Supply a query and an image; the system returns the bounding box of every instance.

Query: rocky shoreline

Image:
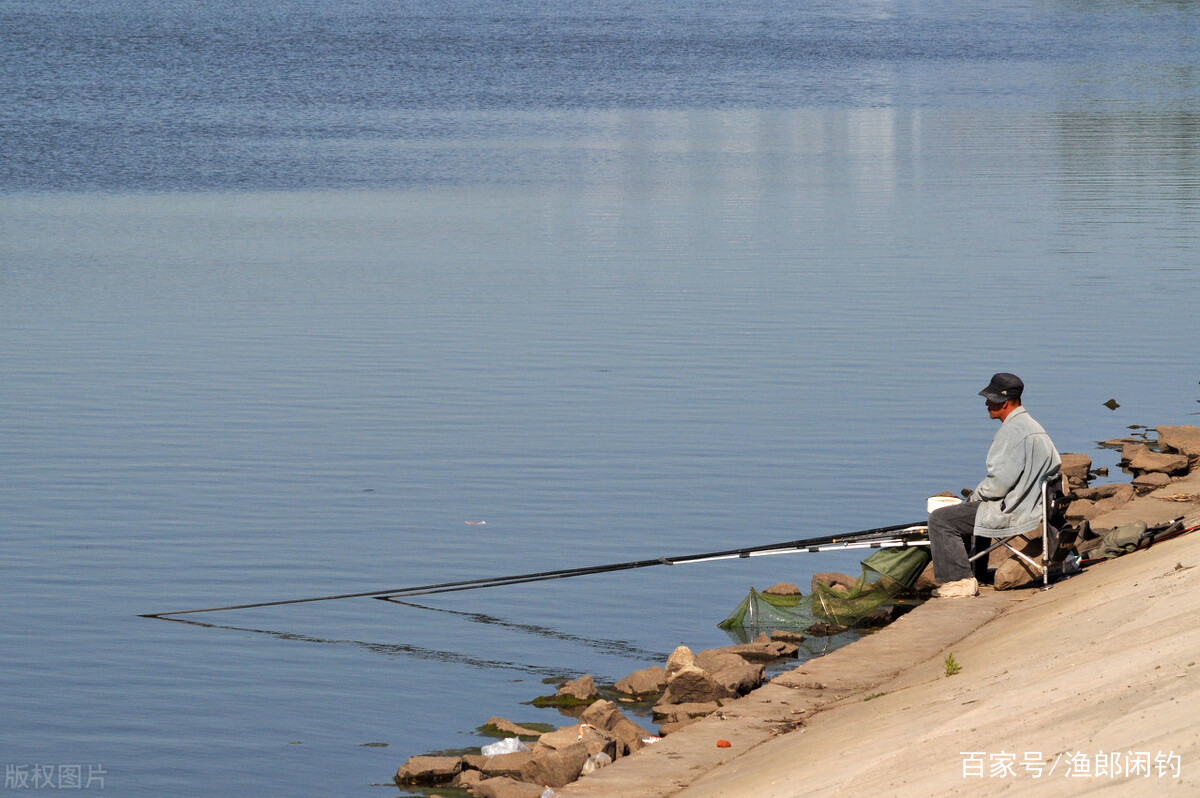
[393,423,1200,798]
[393,631,855,797]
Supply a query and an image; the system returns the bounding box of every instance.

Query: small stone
[763,582,802,596]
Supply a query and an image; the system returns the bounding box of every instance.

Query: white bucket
[926,495,964,514]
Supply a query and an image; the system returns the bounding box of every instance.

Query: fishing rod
[140,520,928,619]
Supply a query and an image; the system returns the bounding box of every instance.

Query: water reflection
[1052,110,1200,237]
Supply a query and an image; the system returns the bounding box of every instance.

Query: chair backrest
[1042,472,1068,530]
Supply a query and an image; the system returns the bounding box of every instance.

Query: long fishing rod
[377,535,931,599]
[140,520,927,619]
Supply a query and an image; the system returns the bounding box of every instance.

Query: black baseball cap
[979,373,1024,403]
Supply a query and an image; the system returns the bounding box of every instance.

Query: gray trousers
[929,501,984,582]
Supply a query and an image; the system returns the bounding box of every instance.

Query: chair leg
[1041,478,1051,589]
[1004,543,1043,573]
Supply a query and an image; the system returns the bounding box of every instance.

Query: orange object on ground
[716,740,731,748]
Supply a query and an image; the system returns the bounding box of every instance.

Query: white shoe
[932,577,978,598]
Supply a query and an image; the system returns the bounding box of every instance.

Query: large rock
[451,768,485,791]
[994,555,1041,590]
[986,530,1040,569]
[699,658,764,696]
[1065,498,1098,523]
[614,666,666,697]
[1129,450,1190,476]
[811,572,857,594]
[914,562,939,592]
[716,640,798,662]
[471,776,547,798]
[855,607,895,628]
[1158,425,1200,458]
[1133,471,1171,491]
[1071,483,1134,502]
[484,717,544,738]
[476,751,535,780]
[535,724,617,760]
[394,755,462,786]
[579,699,655,755]
[556,675,598,702]
[1059,453,1092,485]
[521,740,590,788]
[664,645,696,676]
[657,717,702,735]
[461,753,490,771]
[650,701,720,722]
[694,648,749,672]
[661,664,733,704]
[1121,442,1150,464]
[1090,487,1136,517]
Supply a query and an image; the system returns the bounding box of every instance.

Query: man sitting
[929,373,1062,598]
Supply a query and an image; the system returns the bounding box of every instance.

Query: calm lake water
[3,0,1199,795]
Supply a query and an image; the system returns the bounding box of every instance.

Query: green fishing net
[810,547,930,626]
[717,587,815,631]
[718,547,931,630]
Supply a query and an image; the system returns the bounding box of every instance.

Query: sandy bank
[557,471,1200,797]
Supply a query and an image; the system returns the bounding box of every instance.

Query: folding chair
[968,472,1068,589]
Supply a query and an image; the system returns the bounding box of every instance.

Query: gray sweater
[969,406,1062,538]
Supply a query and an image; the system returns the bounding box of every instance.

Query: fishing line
[140,521,927,619]
[151,614,570,677]
[380,598,670,661]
